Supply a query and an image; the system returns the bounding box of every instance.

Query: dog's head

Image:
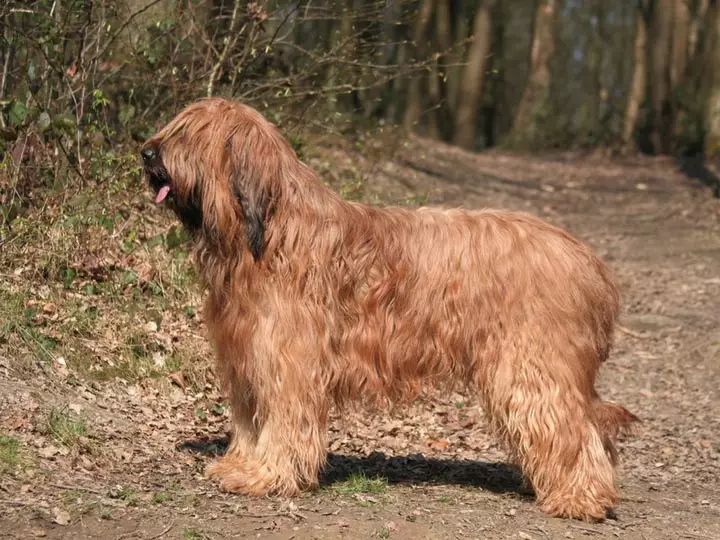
[141,98,289,261]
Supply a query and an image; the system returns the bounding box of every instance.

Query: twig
[243,511,307,521]
[0,499,35,507]
[620,497,648,504]
[16,43,85,181]
[281,38,471,73]
[16,326,57,363]
[50,482,106,495]
[0,234,21,249]
[89,0,165,64]
[0,18,10,128]
[568,524,603,535]
[146,521,175,540]
[617,324,650,339]
[115,528,140,540]
[207,0,244,97]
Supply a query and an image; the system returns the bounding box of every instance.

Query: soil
[1,138,719,539]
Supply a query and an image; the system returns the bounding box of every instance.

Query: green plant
[0,435,21,473]
[331,473,388,496]
[152,491,171,504]
[116,487,139,507]
[47,408,87,448]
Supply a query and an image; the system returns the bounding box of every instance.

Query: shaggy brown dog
[141,97,638,522]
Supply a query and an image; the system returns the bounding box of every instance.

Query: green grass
[0,278,206,385]
[338,168,367,201]
[115,487,139,507]
[331,472,388,496]
[339,179,366,201]
[60,488,84,504]
[151,491,171,504]
[0,435,21,473]
[47,408,87,448]
[0,290,59,364]
[404,191,430,206]
[183,529,203,539]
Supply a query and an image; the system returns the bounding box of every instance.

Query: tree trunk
[584,2,606,141]
[669,0,693,148]
[648,0,674,154]
[387,39,409,124]
[688,0,715,99]
[404,0,436,132]
[453,0,495,150]
[446,2,471,114]
[622,4,648,146]
[510,0,559,144]
[0,13,15,121]
[483,1,505,147]
[435,0,453,58]
[671,0,690,88]
[325,0,356,112]
[427,0,454,140]
[705,0,720,157]
[380,0,403,122]
[689,0,710,60]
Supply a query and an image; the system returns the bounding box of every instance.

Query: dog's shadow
[178,435,529,498]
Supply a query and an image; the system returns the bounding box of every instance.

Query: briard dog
[141,97,638,522]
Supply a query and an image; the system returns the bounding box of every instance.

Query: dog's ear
[228,134,278,262]
[232,186,265,261]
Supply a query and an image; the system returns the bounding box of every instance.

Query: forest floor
[1,133,719,539]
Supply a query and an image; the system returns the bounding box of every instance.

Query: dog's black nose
[141,147,156,161]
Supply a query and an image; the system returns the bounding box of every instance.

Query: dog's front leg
[207,308,330,497]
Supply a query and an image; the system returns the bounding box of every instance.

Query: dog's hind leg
[480,337,620,522]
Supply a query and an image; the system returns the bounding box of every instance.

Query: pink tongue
[155,185,171,204]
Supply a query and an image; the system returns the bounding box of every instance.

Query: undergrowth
[0,145,212,391]
[0,435,21,474]
[0,122,406,394]
[47,407,88,448]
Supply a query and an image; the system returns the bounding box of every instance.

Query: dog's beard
[172,195,203,232]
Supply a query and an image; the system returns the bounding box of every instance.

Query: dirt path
[2,140,719,539]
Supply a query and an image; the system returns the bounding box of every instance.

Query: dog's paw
[206,457,300,498]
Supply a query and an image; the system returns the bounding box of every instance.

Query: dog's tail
[593,400,640,464]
